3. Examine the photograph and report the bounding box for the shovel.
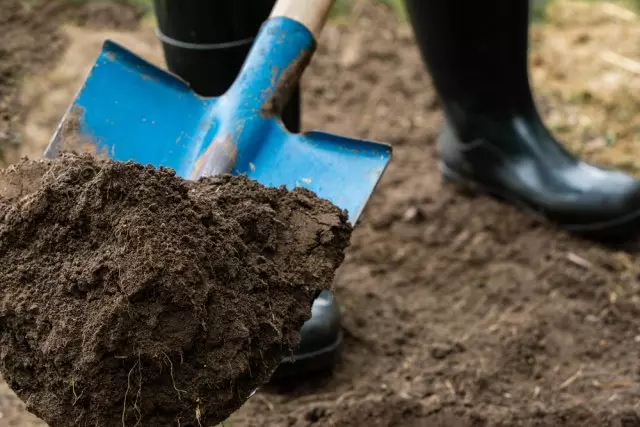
[44,0,391,224]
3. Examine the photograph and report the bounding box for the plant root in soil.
[0,152,352,426]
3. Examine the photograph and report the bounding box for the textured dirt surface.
[0,153,351,426]
[0,0,65,164]
[2,0,640,426]
[0,0,143,166]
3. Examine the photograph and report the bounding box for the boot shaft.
[153,0,276,44]
[405,0,536,131]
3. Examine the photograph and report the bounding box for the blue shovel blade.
[47,41,391,223]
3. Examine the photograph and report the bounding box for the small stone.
[403,206,426,223]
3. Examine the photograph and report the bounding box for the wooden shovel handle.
[270,0,335,40]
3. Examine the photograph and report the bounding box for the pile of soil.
[0,153,351,426]
[229,4,640,427]
[0,0,143,166]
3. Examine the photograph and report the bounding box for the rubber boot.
[152,0,343,379]
[405,0,640,238]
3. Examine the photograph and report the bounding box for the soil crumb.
[0,152,351,426]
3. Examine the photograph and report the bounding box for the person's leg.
[152,0,343,378]
[405,0,640,238]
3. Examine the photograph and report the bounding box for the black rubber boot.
[405,0,640,238]
[152,0,343,379]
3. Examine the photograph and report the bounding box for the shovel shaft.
[190,1,336,178]
[270,0,334,39]
[189,17,317,178]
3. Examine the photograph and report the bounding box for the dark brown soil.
[229,4,640,427]
[0,153,351,426]
[0,0,143,166]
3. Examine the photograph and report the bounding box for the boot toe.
[554,163,640,234]
[272,290,343,379]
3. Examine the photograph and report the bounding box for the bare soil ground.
[0,0,143,166]
[532,1,640,174]
[1,0,639,426]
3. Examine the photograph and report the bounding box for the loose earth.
[0,153,352,426]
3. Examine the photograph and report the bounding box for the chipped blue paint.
[46,17,391,223]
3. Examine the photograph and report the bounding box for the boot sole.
[439,160,640,239]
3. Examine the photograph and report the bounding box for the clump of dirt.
[0,153,351,426]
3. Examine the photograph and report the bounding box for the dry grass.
[329,0,640,174]
[530,0,640,174]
